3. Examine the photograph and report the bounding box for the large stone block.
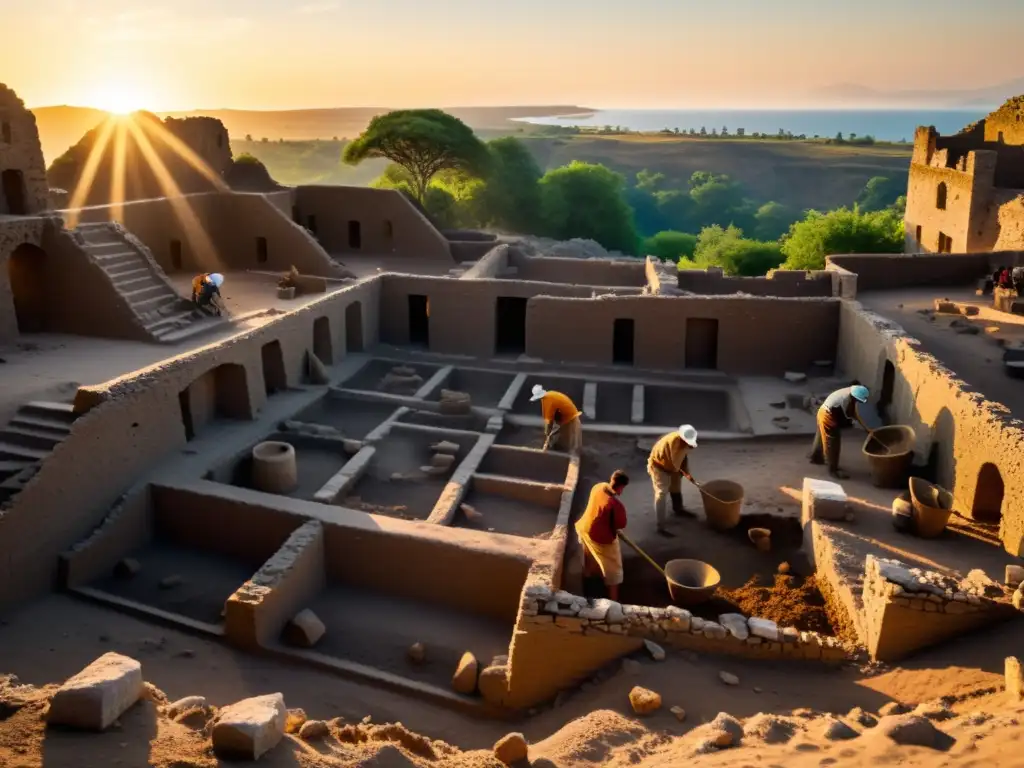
[802,477,849,524]
[47,652,144,731]
[212,693,287,760]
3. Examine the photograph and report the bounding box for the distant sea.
[517,109,989,143]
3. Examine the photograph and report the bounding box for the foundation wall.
[677,269,833,297]
[836,298,1024,555]
[526,295,839,374]
[293,186,452,261]
[827,252,992,292]
[0,279,381,609]
[507,251,647,287]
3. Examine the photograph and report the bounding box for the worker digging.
[647,425,700,538]
[531,384,582,453]
[808,384,870,480]
[575,470,630,602]
[191,272,225,316]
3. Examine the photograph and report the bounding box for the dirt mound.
[717,573,833,635]
[530,709,667,765]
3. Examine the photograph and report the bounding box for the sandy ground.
[1,594,1022,767]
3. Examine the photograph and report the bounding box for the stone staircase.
[0,401,81,505]
[75,222,219,343]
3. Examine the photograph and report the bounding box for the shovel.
[617,531,666,579]
[541,425,561,452]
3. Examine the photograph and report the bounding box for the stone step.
[84,241,132,254]
[155,315,229,344]
[0,441,49,462]
[113,273,161,291]
[129,293,179,312]
[0,459,33,481]
[21,401,78,423]
[93,250,139,262]
[122,284,170,302]
[8,413,73,435]
[104,261,146,277]
[0,426,64,451]
[145,311,195,335]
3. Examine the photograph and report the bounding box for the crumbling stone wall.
[0,83,50,216]
[826,252,992,293]
[677,268,833,297]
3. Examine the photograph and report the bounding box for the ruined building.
[904,96,1024,254]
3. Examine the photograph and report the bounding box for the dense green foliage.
[641,231,698,262]
[678,225,785,276]
[537,162,639,254]
[779,206,905,271]
[473,137,543,232]
[343,109,489,202]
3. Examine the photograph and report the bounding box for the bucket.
[863,425,917,488]
[664,559,720,606]
[748,527,772,552]
[700,480,744,531]
[909,477,953,538]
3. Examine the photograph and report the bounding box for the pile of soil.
[717,573,834,635]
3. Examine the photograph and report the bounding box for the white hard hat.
[209,273,225,287]
[530,384,547,402]
[678,424,698,448]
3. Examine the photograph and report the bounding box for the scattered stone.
[407,642,426,664]
[47,652,144,731]
[628,686,662,715]
[158,574,182,590]
[706,729,734,749]
[777,562,791,575]
[477,664,509,703]
[285,708,307,734]
[878,701,909,717]
[783,372,807,383]
[452,652,479,694]
[211,693,287,760]
[822,717,859,740]
[1007,657,1023,701]
[299,719,329,740]
[493,732,529,765]
[283,609,326,648]
[621,659,642,675]
[934,299,957,314]
[460,503,483,522]
[113,558,141,579]
[430,452,456,469]
[873,714,949,748]
[644,639,666,661]
[141,682,167,704]
[769,401,786,409]
[753,687,763,694]
[848,707,877,728]
[166,696,207,718]
[719,671,740,686]
[1006,565,1024,588]
[341,439,363,456]
[431,440,460,455]
[670,705,687,722]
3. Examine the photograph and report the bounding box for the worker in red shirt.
[575,470,630,601]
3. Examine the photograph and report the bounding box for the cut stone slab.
[47,652,144,731]
[212,693,287,760]
[283,609,326,648]
[452,652,479,694]
[802,477,849,523]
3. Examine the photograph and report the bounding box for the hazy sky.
[6,0,1024,111]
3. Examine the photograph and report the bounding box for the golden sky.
[6,0,1024,111]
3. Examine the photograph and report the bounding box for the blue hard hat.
[851,385,869,403]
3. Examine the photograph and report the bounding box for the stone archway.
[7,243,48,333]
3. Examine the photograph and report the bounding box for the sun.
[90,83,148,116]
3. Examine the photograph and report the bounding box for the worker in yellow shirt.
[530,384,582,453]
[647,425,699,538]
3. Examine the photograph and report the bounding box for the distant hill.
[809,77,1024,110]
[31,105,590,167]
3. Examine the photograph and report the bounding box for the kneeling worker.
[530,384,582,453]
[809,384,869,480]
[192,272,225,316]
[576,470,630,601]
[647,425,699,538]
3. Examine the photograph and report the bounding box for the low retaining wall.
[678,268,833,297]
[862,555,1020,662]
[827,252,994,293]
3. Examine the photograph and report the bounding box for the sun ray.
[140,118,229,192]
[109,120,127,224]
[65,117,117,228]
[126,119,223,273]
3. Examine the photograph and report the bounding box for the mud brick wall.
[526,295,839,374]
[293,185,453,261]
[827,253,990,292]
[677,269,833,297]
[836,298,1024,556]
[0,216,44,343]
[507,251,647,287]
[0,278,380,609]
[904,161,979,254]
[0,84,51,215]
[862,556,1020,662]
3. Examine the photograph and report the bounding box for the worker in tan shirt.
[530,384,583,453]
[647,425,699,537]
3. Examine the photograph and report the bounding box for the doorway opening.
[408,294,429,347]
[345,302,364,353]
[348,220,362,249]
[307,215,317,236]
[256,236,268,264]
[495,296,528,355]
[262,340,287,395]
[878,359,895,423]
[7,243,47,333]
[612,318,635,365]
[685,318,719,369]
[972,462,1004,525]
[178,390,195,440]
[1,170,28,215]
[169,239,183,271]
[313,316,333,365]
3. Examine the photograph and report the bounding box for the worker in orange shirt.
[530,384,583,453]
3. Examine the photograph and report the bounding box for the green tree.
[642,231,698,262]
[473,136,543,232]
[752,201,793,240]
[689,172,753,230]
[372,164,478,228]
[690,225,784,276]
[780,206,904,271]
[856,175,907,212]
[538,161,638,254]
[343,109,489,202]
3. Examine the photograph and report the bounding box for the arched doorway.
[972,462,1004,525]
[7,243,47,333]
[1,170,28,215]
[877,359,895,423]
